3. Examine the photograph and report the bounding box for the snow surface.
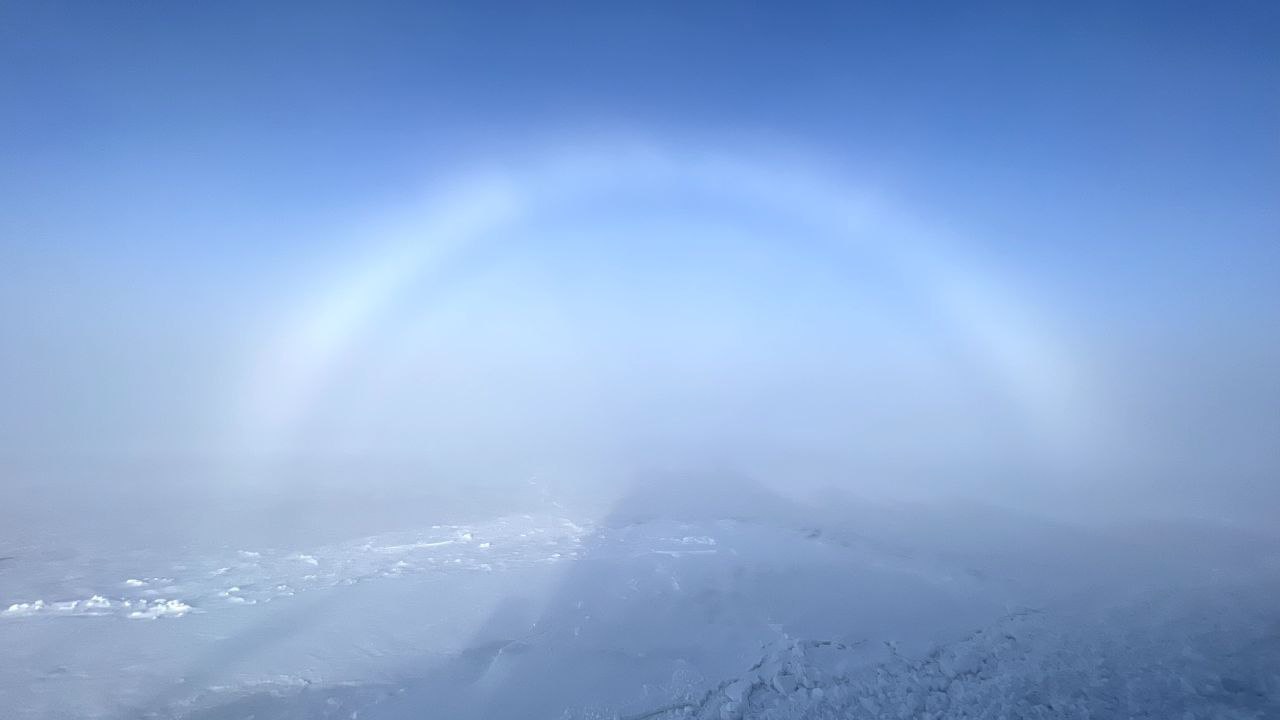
[609,597,1280,720]
[1,479,1277,719]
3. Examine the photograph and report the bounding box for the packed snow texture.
[617,602,1279,720]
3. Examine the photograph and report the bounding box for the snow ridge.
[624,604,1279,720]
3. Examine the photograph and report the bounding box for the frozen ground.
[1,474,1277,719]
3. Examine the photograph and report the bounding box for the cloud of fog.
[228,141,1116,512]
[4,138,1273,528]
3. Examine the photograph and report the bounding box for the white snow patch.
[377,539,454,553]
[127,599,192,620]
[4,600,45,616]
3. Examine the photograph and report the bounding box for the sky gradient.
[2,2,1278,523]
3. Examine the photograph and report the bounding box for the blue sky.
[3,2,1276,338]
[5,2,1276,253]
[2,2,1277,519]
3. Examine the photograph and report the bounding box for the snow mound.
[3,595,118,618]
[127,599,193,620]
[2,600,45,617]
